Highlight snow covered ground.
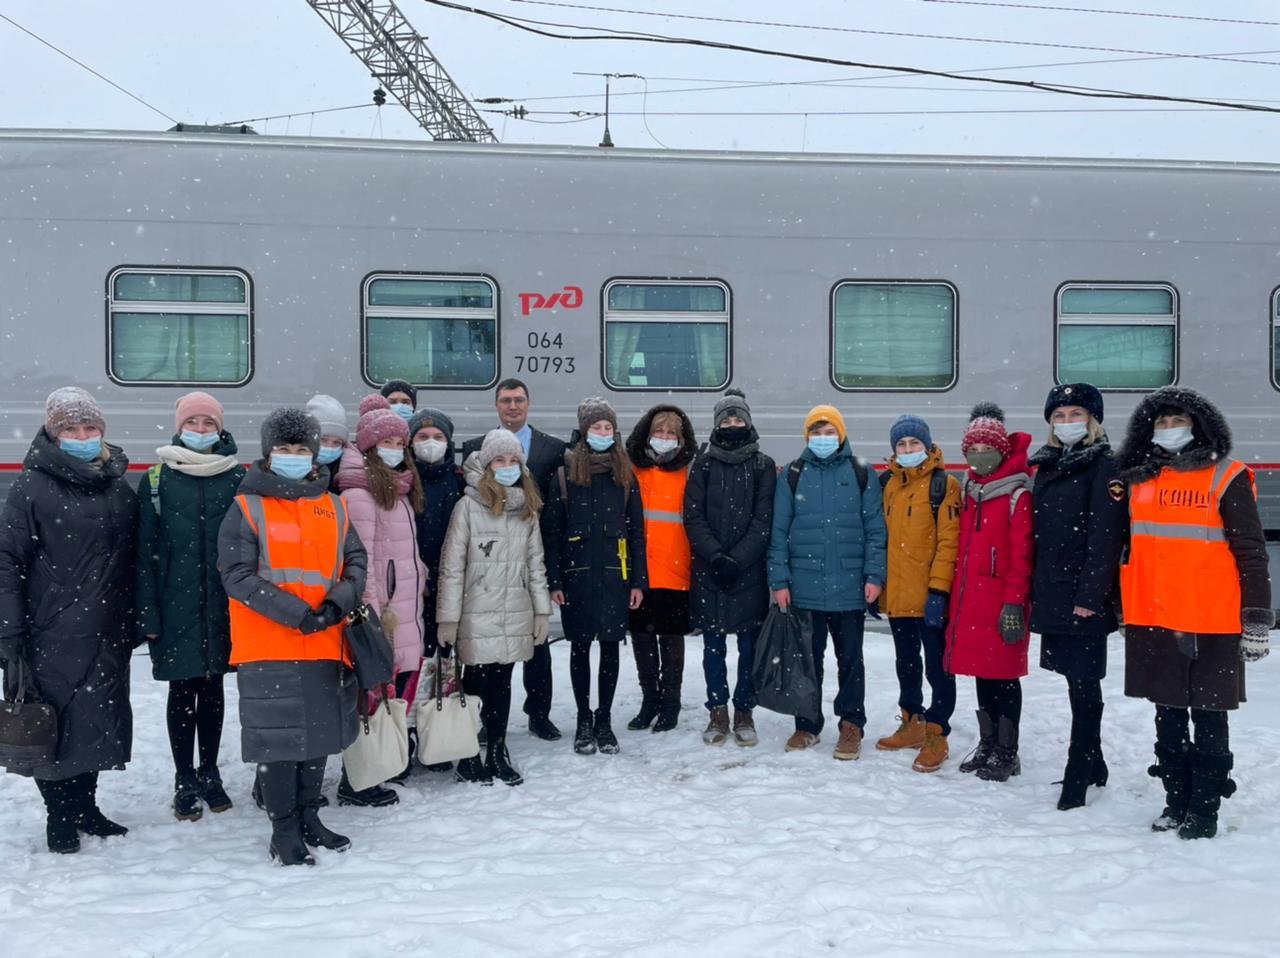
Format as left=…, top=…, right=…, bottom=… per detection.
left=2, top=630, right=1278, bottom=957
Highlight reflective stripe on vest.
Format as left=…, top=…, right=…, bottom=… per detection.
left=643, top=508, right=684, bottom=525
left=1121, top=458, right=1250, bottom=635
left=635, top=466, right=692, bottom=591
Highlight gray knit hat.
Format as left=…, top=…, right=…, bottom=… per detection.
left=261, top=408, right=321, bottom=458
left=306, top=394, right=349, bottom=442
left=45, top=386, right=105, bottom=436
left=577, top=396, right=618, bottom=435
left=409, top=406, right=455, bottom=444
left=477, top=428, right=525, bottom=470
left=713, top=388, right=751, bottom=429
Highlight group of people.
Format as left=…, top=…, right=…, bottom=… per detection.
left=0, top=375, right=1270, bottom=864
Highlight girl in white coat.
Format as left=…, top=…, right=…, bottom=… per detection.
left=437, top=429, right=551, bottom=786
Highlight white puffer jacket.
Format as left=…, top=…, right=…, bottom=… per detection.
left=436, top=456, right=552, bottom=666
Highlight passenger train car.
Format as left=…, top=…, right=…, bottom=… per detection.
left=2, top=128, right=1280, bottom=578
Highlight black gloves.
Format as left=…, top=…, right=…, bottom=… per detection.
left=924, top=590, right=948, bottom=630
left=998, top=604, right=1025, bottom=645
left=710, top=553, right=742, bottom=591
left=299, top=602, right=345, bottom=635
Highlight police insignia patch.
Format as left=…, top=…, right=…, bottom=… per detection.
left=1107, top=479, right=1125, bottom=502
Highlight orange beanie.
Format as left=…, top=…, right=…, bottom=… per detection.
left=803, top=405, right=847, bottom=445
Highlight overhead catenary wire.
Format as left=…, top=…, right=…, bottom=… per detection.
left=0, top=12, right=177, bottom=124
left=488, top=106, right=1248, bottom=118
left=221, top=102, right=379, bottom=126
left=423, top=0, right=1280, bottom=115
left=909, top=0, right=1280, bottom=29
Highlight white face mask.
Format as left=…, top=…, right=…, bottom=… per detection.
left=649, top=437, right=679, bottom=456
left=414, top=439, right=447, bottom=464
left=1053, top=421, right=1089, bottom=446
left=1153, top=426, right=1194, bottom=453
left=377, top=447, right=405, bottom=468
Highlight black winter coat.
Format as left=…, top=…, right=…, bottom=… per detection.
left=1028, top=439, right=1126, bottom=637
left=415, top=452, right=465, bottom=653
left=135, top=433, right=247, bottom=681
left=0, top=431, right=139, bottom=780
left=542, top=449, right=647, bottom=643
left=683, top=431, right=776, bottom=634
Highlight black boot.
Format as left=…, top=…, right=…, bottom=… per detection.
left=1149, top=740, right=1193, bottom=832
left=528, top=714, right=562, bottom=741
left=455, top=753, right=494, bottom=785
left=387, top=730, right=416, bottom=786
left=259, top=762, right=314, bottom=866
left=628, top=635, right=661, bottom=731
left=298, top=759, right=350, bottom=853
left=651, top=702, right=680, bottom=734
left=337, top=768, right=400, bottom=807
left=36, top=778, right=80, bottom=855
left=976, top=716, right=1021, bottom=782
left=594, top=709, right=620, bottom=754
left=650, top=637, right=684, bottom=734
left=627, top=699, right=661, bottom=731
left=574, top=711, right=597, bottom=755
left=1179, top=749, right=1236, bottom=840
left=76, top=772, right=128, bottom=838
left=1057, top=701, right=1106, bottom=810
left=197, top=764, right=233, bottom=813
left=486, top=737, right=524, bottom=786
left=174, top=770, right=204, bottom=822
left=958, top=709, right=996, bottom=774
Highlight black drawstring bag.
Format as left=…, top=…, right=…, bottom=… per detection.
left=751, top=607, right=821, bottom=724
left=344, top=605, right=395, bottom=689
left=0, top=660, right=58, bottom=771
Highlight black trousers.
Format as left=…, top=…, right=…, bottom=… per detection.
left=1156, top=704, right=1230, bottom=755
left=975, top=677, right=1022, bottom=725
left=630, top=632, right=685, bottom=707
left=522, top=643, right=553, bottom=720
left=464, top=662, right=516, bottom=739
left=570, top=641, right=620, bottom=715
left=166, top=675, right=225, bottom=773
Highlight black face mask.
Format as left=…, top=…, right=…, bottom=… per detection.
left=714, top=425, right=752, bottom=448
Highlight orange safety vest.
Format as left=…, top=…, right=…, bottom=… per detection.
left=1121, top=458, right=1251, bottom=635
left=635, top=466, right=692, bottom=591
left=228, top=492, right=352, bottom=666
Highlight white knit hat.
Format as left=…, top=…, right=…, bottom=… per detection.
left=306, top=394, right=349, bottom=442
left=477, top=428, right=525, bottom=469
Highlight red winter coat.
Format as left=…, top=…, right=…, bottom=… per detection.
left=945, top=432, right=1034, bottom=680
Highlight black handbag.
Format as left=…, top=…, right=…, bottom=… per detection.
left=344, top=604, right=395, bottom=689
left=0, top=660, right=58, bottom=771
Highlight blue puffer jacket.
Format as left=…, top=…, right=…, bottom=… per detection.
left=767, top=442, right=888, bottom=612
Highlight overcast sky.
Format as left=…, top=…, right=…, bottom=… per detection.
left=2, top=0, right=1278, bottom=159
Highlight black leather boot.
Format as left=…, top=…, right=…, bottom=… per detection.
left=454, top=753, right=494, bottom=785
left=958, top=709, right=996, bottom=774
left=627, top=699, right=661, bottom=731
left=337, top=768, right=400, bottom=807
left=594, top=709, right=620, bottom=754
left=76, top=772, right=128, bottom=838
left=174, top=770, right=204, bottom=822
left=486, top=737, right=524, bottom=786
left=259, top=762, right=314, bottom=866
left=298, top=759, right=350, bottom=852
left=1057, top=701, right=1106, bottom=810
left=197, top=764, right=233, bottom=813
left=36, top=778, right=80, bottom=855
left=574, top=711, right=597, bottom=755
left=976, top=716, right=1021, bottom=782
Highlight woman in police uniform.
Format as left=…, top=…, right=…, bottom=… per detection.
left=1116, top=386, right=1271, bottom=840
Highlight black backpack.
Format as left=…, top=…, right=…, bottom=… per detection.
left=877, top=467, right=950, bottom=522
left=785, top=456, right=870, bottom=497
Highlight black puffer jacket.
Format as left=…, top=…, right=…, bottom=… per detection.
left=683, top=428, right=776, bottom=634
left=1028, top=438, right=1126, bottom=636
left=0, top=431, right=139, bottom=779
left=415, top=448, right=465, bottom=654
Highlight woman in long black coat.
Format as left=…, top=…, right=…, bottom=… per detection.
left=0, top=388, right=138, bottom=854
left=682, top=389, right=775, bottom=747
left=1028, top=383, right=1126, bottom=811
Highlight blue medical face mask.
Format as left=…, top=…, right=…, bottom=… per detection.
left=1053, top=421, right=1089, bottom=446
left=586, top=433, right=615, bottom=452
left=377, top=447, right=405, bottom=468
left=389, top=403, right=414, bottom=422
left=807, top=435, right=839, bottom=459
left=181, top=430, right=219, bottom=451
left=59, top=436, right=102, bottom=461
left=493, top=464, right=522, bottom=487
left=270, top=453, right=313, bottom=480
left=897, top=450, right=928, bottom=469
left=316, top=445, right=343, bottom=465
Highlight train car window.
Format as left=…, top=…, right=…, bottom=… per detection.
left=602, top=280, right=730, bottom=390
left=831, top=282, right=956, bottom=390
left=362, top=274, right=498, bottom=389
left=1056, top=284, right=1176, bottom=389
left=107, top=268, right=252, bottom=386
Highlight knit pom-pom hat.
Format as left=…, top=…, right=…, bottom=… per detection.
left=356, top=408, right=409, bottom=453
left=961, top=402, right=1011, bottom=457
left=358, top=394, right=391, bottom=417
left=713, top=388, right=752, bottom=429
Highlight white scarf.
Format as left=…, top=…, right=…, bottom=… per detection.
left=155, top=443, right=241, bottom=477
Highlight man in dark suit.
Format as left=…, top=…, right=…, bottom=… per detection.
left=459, top=378, right=567, bottom=741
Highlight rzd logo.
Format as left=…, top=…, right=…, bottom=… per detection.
left=519, top=285, right=583, bottom=316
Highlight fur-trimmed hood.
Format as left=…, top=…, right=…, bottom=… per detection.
left=1115, top=386, right=1232, bottom=484
left=625, top=404, right=697, bottom=471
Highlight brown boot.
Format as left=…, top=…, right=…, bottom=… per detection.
left=876, top=709, right=926, bottom=751
left=732, top=709, right=758, bottom=747
left=785, top=730, right=820, bottom=752
left=912, top=723, right=949, bottom=772
left=833, top=721, right=863, bottom=761
left=702, top=706, right=730, bottom=746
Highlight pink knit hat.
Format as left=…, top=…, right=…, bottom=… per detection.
left=358, top=394, right=391, bottom=417
left=175, top=391, right=224, bottom=432
left=356, top=408, right=409, bottom=452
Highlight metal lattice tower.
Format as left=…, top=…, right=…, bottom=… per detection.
left=305, top=0, right=497, bottom=142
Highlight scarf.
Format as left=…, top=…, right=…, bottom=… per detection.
left=155, top=444, right=241, bottom=477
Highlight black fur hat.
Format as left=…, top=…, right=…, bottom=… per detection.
left=260, top=407, right=322, bottom=458
left=1115, top=385, right=1231, bottom=484
left=1043, top=382, right=1104, bottom=423
left=625, top=404, right=697, bottom=470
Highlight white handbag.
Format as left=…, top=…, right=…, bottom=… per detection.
left=343, top=690, right=409, bottom=792
left=417, top=649, right=482, bottom=765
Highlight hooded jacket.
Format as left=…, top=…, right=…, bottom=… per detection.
left=880, top=445, right=962, bottom=618
left=625, top=405, right=697, bottom=593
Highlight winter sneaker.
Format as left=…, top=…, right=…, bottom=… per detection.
left=912, top=723, right=949, bottom=773
left=833, top=721, right=863, bottom=761
left=197, top=765, right=233, bottom=813
left=958, top=709, right=996, bottom=774
left=594, top=710, right=620, bottom=754
left=651, top=703, right=680, bottom=734
left=876, top=709, right=926, bottom=751
left=703, top=706, right=730, bottom=746
left=268, top=815, right=316, bottom=867
left=455, top=754, right=495, bottom=785
left=173, top=770, right=203, bottom=822
left=574, top=712, right=598, bottom=755
left=337, top=771, right=401, bottom=807
left=528, top=714, right=562, bottom=741
left=975, top=716, right=1021, bottom=782
left=627, top=700, right=661, bottom=731
left=732, top=709, right=758, bottom=748
left=486, top=738, right=524, bottom=787
left=785, top=730, right=820, bottom=752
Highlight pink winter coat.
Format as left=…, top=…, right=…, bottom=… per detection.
left=945, top=432, right=1034, bottom=681
left=337, top=446, right=428, bottom=676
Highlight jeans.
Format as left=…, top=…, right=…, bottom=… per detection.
left=888, top=617, right=956, bottom=735
left=796, top=609, right=866, bottom=735
left=702, top=628, right=759, bottom=712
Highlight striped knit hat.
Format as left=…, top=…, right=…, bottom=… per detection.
left=961, top=402, right=1011, bottom=457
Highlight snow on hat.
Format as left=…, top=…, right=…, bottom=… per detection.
left=577, top=396, right=618, bottom=435
left=889, top=414, right=932, bottom=451
left=409, top=406, right=455, bottom=444
left=45, top=386, right=105, bottom=436
left=1043, top=382, right=1104, bottom=424
left=477, top=428, right=525, bottom=470
left=175, top=391, right=224, bottom=433
left=961, top=402, right=1011, bottom=457
left=358, top=393, right=391, bottom=417
left=261, top=408, right=321, bottom=458
left=307, top=394, right=349, bottom=442
left=356, top=408, right=409, bottom=453
left=380, top=379, right=417, bottom=407
left=713, top=388, right=752, bottom=429
left=803, top=404, right=847, bottom=446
